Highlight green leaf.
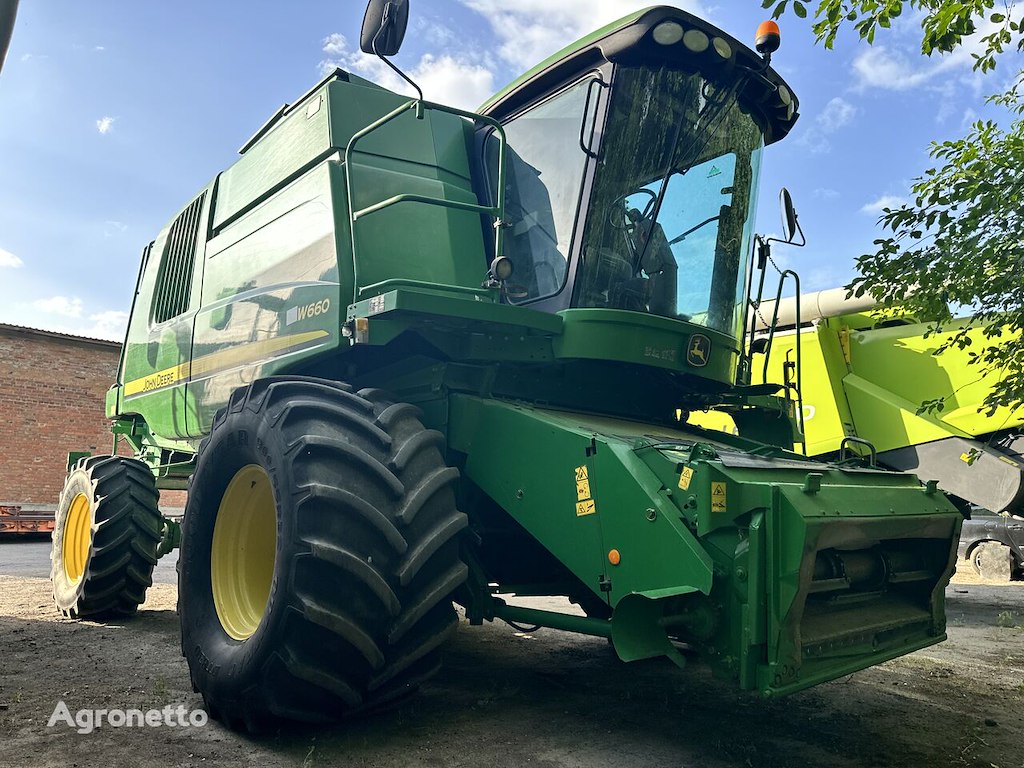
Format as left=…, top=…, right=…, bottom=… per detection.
left=794, top=1, right=808, bottom=18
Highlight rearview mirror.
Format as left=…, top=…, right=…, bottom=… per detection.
left=779, top=187, right=798, bottom=243
left=360, top=0, right=410, bottom=57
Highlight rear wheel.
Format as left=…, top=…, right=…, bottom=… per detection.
left=971, top=545, right=985, bottom=577
left=179, top=377, right=467, bottom=730
left=50, top=456, right=162, bottom=618
left=971, top=541, right=1013, bottom=581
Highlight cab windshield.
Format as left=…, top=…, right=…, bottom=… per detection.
left=575, top=66, right=764, bottom=337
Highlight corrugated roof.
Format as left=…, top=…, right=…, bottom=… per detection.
left=0, top=322, right=122, bottom=348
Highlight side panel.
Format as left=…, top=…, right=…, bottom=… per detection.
left=692, top=314, right=1024, bottom=458
left=342, top=103, right=487, bottom=298
left=448, top=395, right=714, bottom=606
left=845, top=319, right=1024, bottom=439
left=188, top=163, right=340, bottom=436
left=213, top=88, right=332, bottom=231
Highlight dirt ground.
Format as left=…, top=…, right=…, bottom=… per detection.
left=0, top=562, right=1021, bottom=768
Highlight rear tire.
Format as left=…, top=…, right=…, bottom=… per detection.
left=179, top=377, right=467, bottom=730
left=971, top=541, right=1013, bottom=581
left=50, top=456, right=162, bottom=618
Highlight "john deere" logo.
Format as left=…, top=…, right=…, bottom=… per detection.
left=687, top=334, right=711, bottom=367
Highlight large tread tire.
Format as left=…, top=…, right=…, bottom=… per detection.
left=50, top=455, right=163, bottom=618
left=179, top=376, right=468, bottom=731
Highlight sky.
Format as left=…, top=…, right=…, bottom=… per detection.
left=0, top=0, right=1019, bottom=340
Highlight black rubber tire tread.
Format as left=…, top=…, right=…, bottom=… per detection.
left=178, top=376, right=468, bottom=730
left=50, top=455, right=162, bottom=619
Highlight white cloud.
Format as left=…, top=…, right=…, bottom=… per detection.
left=459, top=0, right=706, bottom=69
left=795, top=97, right=856, bottom=154
left=818, top=97, right=856, bottom=132
left=861, top=194, right=908, bottom=215
left=322, top=3, right=711, bottom=109
left=319, top=34, right=495, bottom=111
left=960, top=107, right=979, bottom=131
left=79, top=310, right=129, bottom=341
left=19, top=298, right=127, bottom=340
left=33, top=296, right=84, bottom=318
left=850, top=16, right=1002, bottom=95
left=414, top=17, right=458, bottom=48
left=96, top=116, right=116, bottom=134
left=94, top=46, right=106, bottom=52
left=103, top=220, right=128, bottom=238
left=812, top=188, right=840, bottom=200
left=852, top=47, right=932, bottom=92
left=0, top=247, right=23, bottom=268
left=322, top=32, right=348, bottom=57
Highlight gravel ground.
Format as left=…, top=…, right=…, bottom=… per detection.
left=0, top=545, right=1022, bottom=768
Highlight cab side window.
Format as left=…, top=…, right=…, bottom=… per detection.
left=487, top=80, right=592, bottom=303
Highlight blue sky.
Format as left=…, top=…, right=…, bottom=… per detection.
left=0, top=1, right=1018, bottom=339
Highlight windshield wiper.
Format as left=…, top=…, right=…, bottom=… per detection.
left=667, top=214, right=721, bottom=247
left=634, top=76, right=747, bottom=273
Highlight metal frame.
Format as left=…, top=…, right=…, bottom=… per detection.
left=344, top=99, right=508, bottom=304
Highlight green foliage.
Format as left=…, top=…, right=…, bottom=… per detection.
left=762, top=0, right=1024, bottom=415
left=850, top=80, right=1024, bottom=416
left=761, top=0, right=1024, bottom=71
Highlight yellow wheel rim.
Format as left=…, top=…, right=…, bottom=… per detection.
left=211, top=464, right=278, bottom=640
left=62, top=493, right=92, bottom=583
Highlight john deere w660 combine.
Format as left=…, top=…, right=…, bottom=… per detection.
left=51, top=2, right=963, bottom=730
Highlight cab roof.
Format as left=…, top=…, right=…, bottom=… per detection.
left=478, top=6, right=800, bottom=145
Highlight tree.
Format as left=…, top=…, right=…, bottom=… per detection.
left=763, top=0, right=1024, bottom=416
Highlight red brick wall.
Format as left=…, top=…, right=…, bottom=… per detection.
left=0, top=326, right=186, bottom=512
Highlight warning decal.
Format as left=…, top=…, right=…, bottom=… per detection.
left=678, top=466, right=694, bottom=490
left=711, top=481, right=727, bottom=513
left=574, top=465, right=597, bottom=516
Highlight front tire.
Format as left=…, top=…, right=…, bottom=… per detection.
left=179, top=377, right=468, bottom=730
left=50, top=456, right=162, bottom=618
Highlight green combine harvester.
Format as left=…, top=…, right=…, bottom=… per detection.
left=50, top=2, right=964, bottom=730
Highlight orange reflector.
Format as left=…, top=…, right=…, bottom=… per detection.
left=608, top=549, right=621, bottom=566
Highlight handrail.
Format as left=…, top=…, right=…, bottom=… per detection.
left=344, top=98, right=508, bottom=304
left=759, top=269, right=805, bottom=453
left=840, top=436, right=878, bottom=466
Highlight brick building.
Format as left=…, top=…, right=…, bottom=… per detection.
left=0, top=324, right=185, bottom=532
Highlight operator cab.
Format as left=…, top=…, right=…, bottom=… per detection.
left=478, top=6, right=797, bottom=344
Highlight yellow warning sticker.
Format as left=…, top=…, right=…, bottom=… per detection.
left=576, top=499, right=597, bottom=517
left=678, top=466, right=694, bottom=490
left=711, top=481, right=727, bottom=513
left=959, top=452, right=972, bottom=463
left=576, top=478, right=591, bottom=501
left=574, top=466, right=596, bottom=515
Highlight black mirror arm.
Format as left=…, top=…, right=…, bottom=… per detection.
left=763, top=214, right=805, bottom=250
left=371, top=10, right=424, bottom=117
